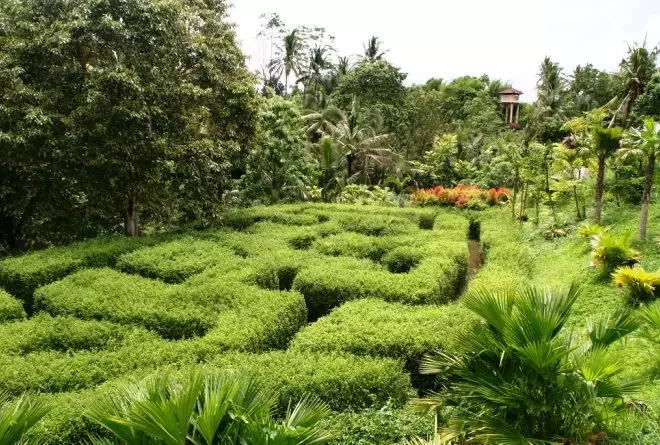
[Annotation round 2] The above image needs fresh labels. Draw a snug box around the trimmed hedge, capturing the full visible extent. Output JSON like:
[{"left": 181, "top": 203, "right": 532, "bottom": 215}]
[
  {"left": 294, "top": 245, "right": 468, "bottom": 319},
  {"left": 290, "top": 299, "right": 476, "bottom": 384},
  {"left": 0, "top": 288, "right": 26, "bottom": 322},
  {"left": 209, "top": 352, "right": 413, "bottom": 412},
  {"left": 334, "top": 213, "right": 417, "bottom": 237},
  {"left": 0, "top": 236, "right": 160, "bottom": 308},
  {"left": 35, "top": 268, "right": 217, "bottom": 339},
  {"left": 0, "top": 314, "right": 157, "bottom": 355},
  {"left": 117, "top": 238, "right": 241, "bottom": 283},
  {"left": 313, "top": 232, "right": 399, "bottom": 261}
]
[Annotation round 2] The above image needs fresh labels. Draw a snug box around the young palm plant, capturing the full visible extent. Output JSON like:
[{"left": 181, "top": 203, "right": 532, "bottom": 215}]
[
  {"left": 416, "top": 284, "right": 642, "bottom": 444},
  {"left": 87, "top": 370, "right": 333, "bottom": 445},
  {"left": 0, "top": 392, "right": 50, "bottom": 444}
]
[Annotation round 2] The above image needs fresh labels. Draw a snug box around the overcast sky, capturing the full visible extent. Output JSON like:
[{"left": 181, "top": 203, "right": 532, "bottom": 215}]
[{"left": 229, "top": 0, "right": 660, "bottom": 101}]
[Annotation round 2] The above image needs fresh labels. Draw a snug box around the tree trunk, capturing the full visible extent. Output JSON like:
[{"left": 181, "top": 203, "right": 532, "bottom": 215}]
[
  {"left": 573, "top": 184, "right": 582, "bottom": 220},
  {"left": 124, "top": 200, "right": 139, "bottom": 236},
  {"left": 346, "top": 153, "right": 355, "bottom": 180},
  {"left": 594, "top": 154, "right": 606, "bottom": 223},
  {"left": 639, "top": 152, "right": 655, "bottom": 239}
]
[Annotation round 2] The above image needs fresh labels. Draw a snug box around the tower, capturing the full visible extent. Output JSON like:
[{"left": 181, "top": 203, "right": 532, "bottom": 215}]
[{"left": 499, "top": 87, "right": 523, "bottom": 128}]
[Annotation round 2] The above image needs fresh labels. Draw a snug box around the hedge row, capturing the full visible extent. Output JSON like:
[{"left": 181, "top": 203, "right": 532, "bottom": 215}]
[
  {"left": 0, "top": 314, "right": 157, "bottom": 355},
  {"left": 0, "top": 288, "right": 25, "bottom": 322},
  {"left": 293, "top": 245, "right": 468, "bottom": 319},
  {"left": 34, "top": 268, "right": 217, "bottom": 339},
  {"left": 117, "top": 238, "right": 243, "bottom": 283},
  {"left": 0, "top": 235, "right": 162, "bottom": 308},
  {"left": 30, "top": 353, "right": 414, "bottom": 444},
  {"left": 290, "top": 299, "right": 476, "bottom": 386}
]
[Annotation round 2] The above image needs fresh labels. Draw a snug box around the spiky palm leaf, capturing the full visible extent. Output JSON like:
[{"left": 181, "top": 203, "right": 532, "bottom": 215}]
[{"left": 0, "top": 392, "right": 50, "bottom": 445}]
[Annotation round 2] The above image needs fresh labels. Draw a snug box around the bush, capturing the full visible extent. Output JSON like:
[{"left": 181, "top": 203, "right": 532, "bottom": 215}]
[
  {"left": 381, "top": 247, "right": 423, "bottom": 273},
  {"left": 613, "top": 266, "right": 660, "bottom": 305},
  {"left": 117, "top": 238, "right": 241, "bottom": 283},
  {"left": 418, "top": 212, "right": 436, "bottom": 230},
  {"left": 324, "top": 407, "right": 435, "bottom": 445},
  {"left": 294, "top": 250, "right": 467, "bottom": 319},
  {"left": 0, "top": 314, "right": 157, "bottom": 354},
  {"left": 338, "top": 185, "right": 397, "bottom": 206},
  {"left": 590, "top": 234, "right": 641, "bottom": 273},
  {"left": 35, "top": 268, "right": 217, "bottom": 339},
  {"left": 290, "top": 299, "right": 476, "bottom": 387},
  {"left": 334, "top": 213, "right": 416, "bottom": 237},
  {"left": 0, "top": 236, "right": 159, "bottom": 307},
  {"left": 411, "top": 185, "right": 510, "bottom": 209},
  {"left": 209, "top": 352, "right": 413, "bottom": 412},
  {"left": 579, "top": 223, "right": 610, "bottom": 240},
  {"left": 0, "top": 288, "right": 26, "bottom": 322},
  {"left": 314, "top": 233, "right": 399, "bottom": 261}
]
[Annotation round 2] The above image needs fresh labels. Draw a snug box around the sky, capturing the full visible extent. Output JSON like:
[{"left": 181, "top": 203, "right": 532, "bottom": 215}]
[{"left": 228, "top": 0, "right": 660, "bottom": 101}]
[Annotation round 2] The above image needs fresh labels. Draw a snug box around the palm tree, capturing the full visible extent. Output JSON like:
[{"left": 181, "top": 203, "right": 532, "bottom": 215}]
[
  {"left": 298, "top": 46, "right": 331, "bottom": 94},
  {"left": 619, "top": 39, "right": 659, "bottom": 124},
  {"left": 362, "top": 36, "right": 387, "bottom": 62},
  {"left": 88, "top": 370, "right": 333, "bottom": 445},
  {"left": 336, "top": 56, "right": 352, "bottom": 76},
  {"left": 536, "top": 56, "right": 567, "bottom": 112},
  {"left": 0, "top": 392, "right": 50, "bottom": 444},
  {"left": 620, "top": 118, "right": 660, "bottom": 238},
  {"left": 312, "top": 137, "right": 345, "bottom": 201},
  {"left": 564, "top": 107, "right": 623, "bottom": 223},
  {"left": 416, "top": 285, "right": 641, "bottom": 444},
  {"left": 270, "top": 29, "right": 304, "bottom": 96},
  {"left": 302, "top": 91, "right": 343, "bottom": 141},
  {"left": 331, "top": 98, "right": 392, "bottom": 184}
]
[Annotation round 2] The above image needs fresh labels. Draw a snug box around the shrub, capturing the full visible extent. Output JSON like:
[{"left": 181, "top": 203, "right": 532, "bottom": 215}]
[
  {"left": 417, "top": 285, "right": 641, "bottom": 443},
  {"left": 0, "top": 236, "right": 159, "bottom": 307},
  {"left": 0, "top": 289, "right": 26, "bottom": 322},
  {"left": 418, "top": 212, "right": 436, "bottom": 230},
  {"left": 35, "top": 268, "right": 217, "bottom": 339},
  {"left": 0, "top": 315, "right": 157, "bottom": 355},
  {"left": 381, "top": 247, "right": 423, "bottom": 273},
  {"left": 590, "top": 234, "right": 641, "bottom": 272},
  {"left": 117, "top": 238, "right": 241, "bottom": 283},
  {"left": 290, "top": 299, "right": 476, "bottom": 387},
  {"left": 467, "top": 218, "right": 481, "bottom": 241},
  {"left": 334, "top": 213, "right": 416, "bottom": 237},
  {"left": 210, "top": 352, "right": 413, "bottom": 412},
  {"left": 338, "top": 184, "right": 397, "bottom": 206},
  {"left": 324, "top": 407, "right": 435, "bottom": 445},
  {"left": 411, "top": 185, "right": 510, "bottom": 209},
  {"left": 314, "top": 233, "right": 399, "bottom": 261},
  {"left": 613, "top": 266, "right": 660, "bottom": 305},
  {"left": 579, "top": 223, "right": 610, "bottom": 240}
]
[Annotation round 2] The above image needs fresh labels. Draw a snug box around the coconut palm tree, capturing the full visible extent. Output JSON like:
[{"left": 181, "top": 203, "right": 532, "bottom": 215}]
[
  {"left": 536, "top": 56, "right": 567, "bottom": 112},
  {"left": 620, "top": 118, "right": 660, "bottom": 238},
  {"left": 619, "top": 39, "right": 659, "bottom": 124},
  {"left": 312, "top": 137, "right": 345, "bottom": 201},
  {"left": 0, "top": 392, "right": 50, "bottom": 444},
  {"left": 270, "top": 29, "right": 304, "bottom": 96},
  {"left": 416, "top": 285, "right": 641, "bottom": 444},
  {"left": 298, "top": 46, "right": 331, "bottom": 94},
  {"left": 88, "top": 370, "right": 333, "bottom": 445},
  {"left": 302, "top": 91, "right": 343, "bottom": 141},
  {"left": 362, "top": 36, "right": 387, "bottom": 62},
  {"left": 331, "top": 98, "right": 392, "bottom": 184},
  {"left": 564, "top": 107, "right": 623, "bottom": 223}
]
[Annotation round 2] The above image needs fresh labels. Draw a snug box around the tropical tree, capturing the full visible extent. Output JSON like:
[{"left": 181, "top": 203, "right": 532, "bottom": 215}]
[
  {"left": 618, "top": 40, "right": 659, "bottom": 124},
  {"left": 88, "top": 370, "right": 333, "bottom": 445},
  {"left": 330, "top": 99, "right": 393, "bottom": 183},
  {"left": 270, "top": 29, "right": 304, "bottom": 95},
  {"left": 302, "top": 91, "right": 343, "bottom": 141},
  {"left": 620, "top": 118, "right": 660, "bottom": 238},
  {"left": 0, "top": 392, "right": 50, "bottom": 444},
  {"left": 417, "top": 285, "right": 641, "bottom": 444},
  {"left": 311, "top": 137, "right": 345, "bottom": 201},
  {"left": 362, "top": 36, "right": 387, "bottom": 62},
  {"left": 564, "top": 107, "right": 623, "bottom": 223},
  {"left": 298, "top": 46, "right": 332, "bottom": 94}
]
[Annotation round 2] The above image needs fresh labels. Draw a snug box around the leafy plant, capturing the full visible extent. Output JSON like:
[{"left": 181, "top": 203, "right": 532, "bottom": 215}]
[
  {"left": 88, "top": 370, "right": 333, "bottom": 445},
  {"left": 416, "top": 284, "right": 642, "bottom": 444},
  {"left": 0, "top": 392, "right": 50, "bottom": 444},
  {"left": 418, "top": 212, "right": 436, "bottom": 230},
  {"left": 613, "top": 266, "right": 660, "bottom": 305},
  {"left": 579, "top": 223, "right": 610, "bottom": 240},
  {"left": 411, "top": 185, "right": 509, "bottom": 209},
  {"left": 590, "top": 234, "right": 641, "bottom": 272}
]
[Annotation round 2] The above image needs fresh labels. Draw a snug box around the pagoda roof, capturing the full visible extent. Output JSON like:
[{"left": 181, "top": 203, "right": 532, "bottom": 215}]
[{"left": 500, "top": 87, "right": 523, "bottom": 95}]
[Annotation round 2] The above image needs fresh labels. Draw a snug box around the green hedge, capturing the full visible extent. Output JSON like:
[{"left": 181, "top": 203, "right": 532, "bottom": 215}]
[
  {"left": 293, "top": 247, "right": 467, "bottom": 319},
  {"left": 313, "top": 232, "right": 400, "bottom": 261},
  {"left": 0, "top": 288, "right": 26, "bottom": 322},
  {"left": 0, "top": 236, "right": 160, "bottom": 308},
  {"left": 116, "top": 238, "right": 242, "bottom": 283},
  {"left": 0, "top": 338, "right": 197, "bottom": 395},
  {"left": 0, "top": 314, "right": 157, "bottom": 354},
  {"left": 35, "top": 268, "right": 216, "bottom": 339},
  {"left": 290, "top": 299, "right": 476, "bottom": 385},
  {"left": 209, "top": 352, "right": 413, "bottom": 412},
  {"left": 334, "top": 213, "right": 417, "bottom": 236}
]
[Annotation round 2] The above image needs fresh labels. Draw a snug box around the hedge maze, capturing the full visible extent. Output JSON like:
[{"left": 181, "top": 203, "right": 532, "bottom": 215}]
[{"left": 0, "top": 204, "right": 527, "bottom": 443}]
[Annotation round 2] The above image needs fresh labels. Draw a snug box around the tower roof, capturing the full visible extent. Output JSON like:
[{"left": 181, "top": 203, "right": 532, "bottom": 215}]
[{"left": 500, "top": 87, "right": 523, "bottom": 95}]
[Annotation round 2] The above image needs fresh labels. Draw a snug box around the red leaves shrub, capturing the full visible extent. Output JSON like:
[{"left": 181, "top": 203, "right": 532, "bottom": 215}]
[{"left": 411, "top": 185, "right": 510, "bottom": 209}]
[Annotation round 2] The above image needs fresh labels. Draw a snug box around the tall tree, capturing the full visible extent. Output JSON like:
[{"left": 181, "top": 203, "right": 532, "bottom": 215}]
[
  {"left": 569, "top": 64, "right": 618, "bottom": 112},
  {"left": 270, "top": 29, "right": 304, "bottom": 95},
  {"left": 537, "top": 56, "right": 568, "bottom": 112},
  {"left": 618, "top": 40, "right": 659, "bottom": 125},
  {"left": 362, "top": 36, "right": 388, "bottom": 62},
  {"left": 620, "top": 118, "right": 660, "bottom": 238}
]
